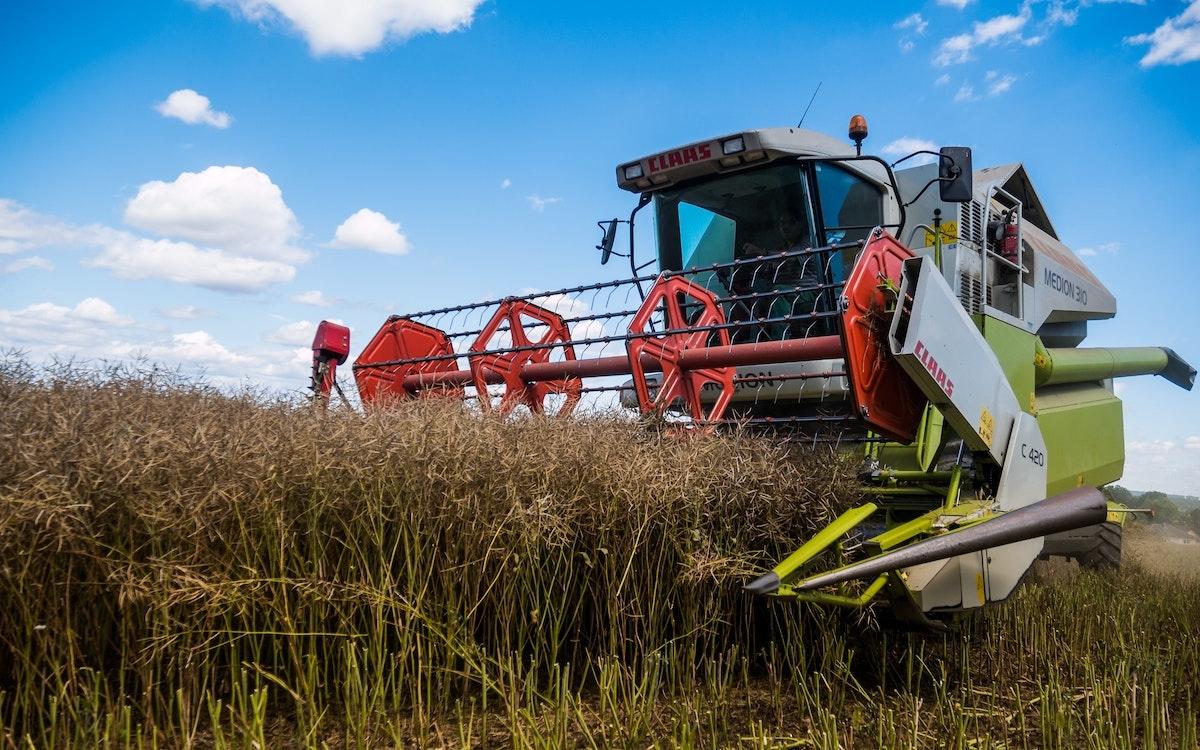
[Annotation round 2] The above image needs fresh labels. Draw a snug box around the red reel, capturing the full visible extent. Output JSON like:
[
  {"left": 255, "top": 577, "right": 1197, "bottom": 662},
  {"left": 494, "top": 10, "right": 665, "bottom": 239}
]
[
  {"left": 468, "top": 299, "right": 582, "bottom": 416},
  {"left": 354, "top": 318, "right": 463, "bottom": 405},
  {"left": 839, "top": 229, "right": 927, "bottom": 442},
  {"left": 627, "top": 276, "right": 735, "bottom": 423}
]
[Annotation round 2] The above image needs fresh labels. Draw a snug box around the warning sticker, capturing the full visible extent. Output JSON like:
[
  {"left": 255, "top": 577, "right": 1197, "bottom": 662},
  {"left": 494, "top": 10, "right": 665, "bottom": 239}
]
[{"left": 922, "top": 221, "right": 958, "bottom": 248}]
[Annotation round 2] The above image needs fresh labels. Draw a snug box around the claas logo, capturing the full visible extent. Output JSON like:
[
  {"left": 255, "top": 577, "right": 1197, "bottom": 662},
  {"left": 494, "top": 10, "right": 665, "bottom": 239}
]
[{"left": 647, "top": 144, "right": 714, "bottom": 174}]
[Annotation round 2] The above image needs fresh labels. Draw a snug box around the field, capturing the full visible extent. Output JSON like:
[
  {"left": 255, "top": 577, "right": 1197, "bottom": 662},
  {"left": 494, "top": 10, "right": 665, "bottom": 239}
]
[{"left": 1, "top": 358, "right": 1197, "bottom": 749}]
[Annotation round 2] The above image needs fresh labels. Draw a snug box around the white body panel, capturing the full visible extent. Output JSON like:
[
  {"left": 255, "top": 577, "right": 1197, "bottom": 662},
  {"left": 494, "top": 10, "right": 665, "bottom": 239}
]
[
  {"left": 888, "top": 256, "right": 1023, "bottom": 465},
  {"left": 984, "top": 412, "right": 1049, "bottom": 601}
]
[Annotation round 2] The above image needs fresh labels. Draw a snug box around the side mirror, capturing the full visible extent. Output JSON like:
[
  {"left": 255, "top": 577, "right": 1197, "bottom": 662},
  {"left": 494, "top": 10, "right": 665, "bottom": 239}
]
[
  {"left": 938, "top": 146, "right": 973, "bottom": 203},
  {"left": 596, "top": 218, "right": 619, "bottom": 265}
]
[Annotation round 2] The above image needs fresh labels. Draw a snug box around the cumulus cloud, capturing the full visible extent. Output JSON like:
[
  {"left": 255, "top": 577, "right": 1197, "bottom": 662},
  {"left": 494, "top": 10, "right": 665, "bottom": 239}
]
[
  {"left": 1123, "top": 437, "right": 1200, "bottom": 495},
  {"left": 291, "top": 289, "right": 336, "bottom": 307},
  {"left": 124, "top": 166, "right": 305, "bottom": 263},
  {"left": 330, "top": 208, "right": 411, "bottom": 255},
  {"left": 155, "top": 89, "right": 232, "bottom": 128},
  {"left": 2, "top": 256, "right": 54, "bottom": 273},
  {"left": 0, "top": 199, "right": 96, "bottom": 255},
  {"left": 2, "top": 191, "right": 304, "bottom": 293},
  {"left": 954, "top": 83, "right": 980, "bottom": 102},
  {"left": 895, "top": 13, "right": 928, "bottom": 51},
  {"left": 196, "top": 0, "right": 486, "bottom": 56},
  {"left": 1126, "top": 0, "right": 1200, "bottom": 67},
  {"left": 500, "top": 178, "right": 512, "bottom": 189},
  {"left": 527, "top": 195, "right": 562, "bottom": 212},
  {"left": 986, "top": 71, "right": 1018, "bottom": 96},
  {"left": 1077, "top": 241, "right": 1120, "bottom": 257},
  {"left": 937, "top": 0, "right": 973, "bottom": 8},
  {"left": 933, "top": 3, "right": 1035, "bottom": 65},
  {"left": 0, "top": 298, "right": 310, "bottom": 388},
  {"left": 895, "top": 13, "right": 929, "bottom": 34},
  {"left": 269, "top": 320, "right": 317, "bottom": 346},
  {"left": 881, "top": 137, "right": 939, "bottom": 166},
  {"left": 86, "top": 235, "right": 295, "bottom": 293},
  {"left": 934, "top": 73, "right": 952, "bottom": 86},
  {"left": 0, "top": 297, "right": 132, "bottom": 351}
]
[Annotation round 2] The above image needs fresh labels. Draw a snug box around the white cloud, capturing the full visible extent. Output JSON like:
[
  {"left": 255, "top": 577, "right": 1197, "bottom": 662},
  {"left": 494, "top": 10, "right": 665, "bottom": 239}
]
[
  {"left": 269, "top": 320, "right": 317, "bottom": 346},
  {"left": 1, "top": 195, "right": 302, "bottom": 294},
  {"left": 0, "top": 199, "right": 96, "bottom": 255},
  {"left": 896, "top": 13, "right": 929, "bottom": 34},
  {"left": 74, "top": 297, "right": 134, "bottom": 326},
  {"left": 1126, "top": 0, "right": 1200, "bottom": 67},
  {"left": 500, "top": 178, "right": 512, "bottom": 190},
  {"left": 291, "top": 289, "right": 336, "bottom": 307},
  {"left": 196, "top": 0, "right": 486, "bottom": 56},
  {"left": 124, "top": 166, "right": 305, "bottom": 263},
  {"left": 2, "top": 256, "right": 53, "bottom": 273},
  {"left": 1046, "top": 1, "right": 1079, "bottom": 27},
  {"left": 109, "top": 330, "right": 257, "bottom": 368},
  {"left": 330, "top": 208, "right": 411, "bottom": 255},
  {"left": 881, "top": 137, "right": 939, "bottom": 166},
  {"left": 937, "top": 0, "right": 972, "bottom": 8},
  {"left": 0, "top": 298, "right": 313, "bottom": 389},
  {"left": 527, "top": 195, "right": 562, "bottom": 212},
  {"left": 155, "top": 89, "right": 232, "bottom": 128},
  {"left": 1077, "top": 241, "right": 1120, "bottom": 257},
  {"left": 86, "top": 235, "right": 295, "bottom": 293},
  {"left": 934, "top": 73, "right": 952, "bottom": 86},
  {"left": 933, "top": 2, "right": 1034, "bottom": 65},
  {"left": 987, "top": 73, "right": 1018, "bottom": 96},
  {"left": 974, "top": 4, "right": 1033, "bottom": 43},
  {"left": 954, "top": 83, "right": 979, "bottom": 102},
  {"left": 1123, "top": 437, "right": 1200, "bottom": 495},
  {"left": 527, "top": 291, "right": 590, "bottom": 319},
  {"left": 934, "top": 33, "right": 975, "bottom": 65},
  {"left": 0, "top": 297, "right": 132, "bottom": 350},
  {"left": 158, "top": 305, "right": 216, "bottom": 320}
]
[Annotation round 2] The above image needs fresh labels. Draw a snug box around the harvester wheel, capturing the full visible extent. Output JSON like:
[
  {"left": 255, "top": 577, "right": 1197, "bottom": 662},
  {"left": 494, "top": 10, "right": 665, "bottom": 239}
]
[{"left": 1079, "top": 521, "right": 1122, "bottom": 570}]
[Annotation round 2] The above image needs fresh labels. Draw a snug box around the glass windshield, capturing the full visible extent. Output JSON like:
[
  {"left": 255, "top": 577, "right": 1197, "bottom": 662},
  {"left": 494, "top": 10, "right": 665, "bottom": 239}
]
[
  {"left": 814, "top": 162, "right": 883, "bottom": 246},
  {"left": 652, "top": 162, "right": 836, "bottom": 341}
]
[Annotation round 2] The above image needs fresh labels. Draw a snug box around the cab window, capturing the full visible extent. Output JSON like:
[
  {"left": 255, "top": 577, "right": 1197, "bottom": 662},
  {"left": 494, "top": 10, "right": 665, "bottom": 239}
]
[{"left": 814, "top": 162, "right": 883, "bottom": 245}]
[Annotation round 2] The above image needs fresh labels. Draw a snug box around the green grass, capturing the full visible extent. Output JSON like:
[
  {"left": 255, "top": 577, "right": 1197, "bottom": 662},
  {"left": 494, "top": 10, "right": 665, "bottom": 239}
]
[{"left": 0, "top": 358, "right": 1196, "bottom": 748}]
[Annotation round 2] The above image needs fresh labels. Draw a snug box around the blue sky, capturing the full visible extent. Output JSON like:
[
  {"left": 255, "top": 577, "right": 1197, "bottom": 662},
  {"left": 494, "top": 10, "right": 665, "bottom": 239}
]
[{"left": 2, "top": 0, "right": 1198, "bottom": 493}]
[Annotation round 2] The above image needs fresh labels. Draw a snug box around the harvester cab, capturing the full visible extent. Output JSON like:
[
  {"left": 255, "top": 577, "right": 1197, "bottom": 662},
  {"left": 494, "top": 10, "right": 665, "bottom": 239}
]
[{"left": 314, "top": 115, "right": 1195, "bottom": 627}]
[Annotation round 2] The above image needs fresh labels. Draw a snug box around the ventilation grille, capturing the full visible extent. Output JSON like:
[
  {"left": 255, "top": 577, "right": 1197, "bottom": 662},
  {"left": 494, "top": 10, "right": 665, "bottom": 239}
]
[
  {"left": 959, "top": 270, "right": 984, "bottom": 314},
  {"left": 958, "top": 199, "right": 986, "bottom": 247}
]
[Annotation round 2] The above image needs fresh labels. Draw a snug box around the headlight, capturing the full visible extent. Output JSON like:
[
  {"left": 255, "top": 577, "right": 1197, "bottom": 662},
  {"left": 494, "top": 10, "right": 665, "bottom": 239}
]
[{"left": 721, "top": 136, "right": 745, "bottom": 155}]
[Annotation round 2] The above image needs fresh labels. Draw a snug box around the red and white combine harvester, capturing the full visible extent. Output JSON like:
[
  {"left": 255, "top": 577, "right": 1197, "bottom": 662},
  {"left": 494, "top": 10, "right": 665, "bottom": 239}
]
[{"left": 310, "top": 117, "right": 1193, "bottom": 627}]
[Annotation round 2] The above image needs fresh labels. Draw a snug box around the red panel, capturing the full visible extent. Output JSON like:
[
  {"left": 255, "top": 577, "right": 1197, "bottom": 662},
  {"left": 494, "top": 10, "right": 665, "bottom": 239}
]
[
  {"left": 354, "top": 318, "right": 463, "bottom": 405},
  {"left": 839, "top": 230, "right": 927, "bottom": 442},
  {"left": 312, "top": 320, "right": 351, "bottom": 363},
  {"left": 468, "top": 300, "right": 582, "bottom": 416},
  {"left": 627, "top": 276, "right": 734, "bottom": 423}
]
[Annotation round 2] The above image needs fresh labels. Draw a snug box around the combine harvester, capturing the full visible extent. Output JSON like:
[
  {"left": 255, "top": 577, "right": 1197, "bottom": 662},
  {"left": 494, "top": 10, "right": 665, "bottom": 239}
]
[{"left": 311, "top": 116, "right": 1194, "bottom": 627}]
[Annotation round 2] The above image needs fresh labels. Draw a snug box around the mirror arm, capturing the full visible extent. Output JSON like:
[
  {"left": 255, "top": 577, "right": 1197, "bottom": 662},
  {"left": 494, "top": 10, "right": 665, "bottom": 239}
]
[
  {"left": 628, "top": 194, "right": 652, "bottom": 298},
  {"left": 902, "top": 176, "right": 954, "bottom": 208}
]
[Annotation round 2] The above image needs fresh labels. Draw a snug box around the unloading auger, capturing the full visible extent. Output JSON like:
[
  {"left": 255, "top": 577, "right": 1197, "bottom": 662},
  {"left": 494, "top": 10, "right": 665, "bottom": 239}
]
[{"left": 310, "top": 116, "right": 1194, "bottom": 626}]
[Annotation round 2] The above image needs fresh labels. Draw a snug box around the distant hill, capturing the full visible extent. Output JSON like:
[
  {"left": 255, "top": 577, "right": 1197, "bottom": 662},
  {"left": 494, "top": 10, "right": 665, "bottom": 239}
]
[{"left": 1129, "top": 491, "right": 1200, "bottom": 510}]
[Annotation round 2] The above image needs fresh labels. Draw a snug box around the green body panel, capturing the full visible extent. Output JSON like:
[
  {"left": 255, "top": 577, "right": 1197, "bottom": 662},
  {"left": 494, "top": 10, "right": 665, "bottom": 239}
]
[
  {"left": 1034, "top": 383, "right": 1124, "bottom": 496},
  {"left": 976, "top": 315, "right": 1038, "bottom": 414},
  {"left": 873, "top": 405, "right": 945, "bottom": 472},
  {"left": 1035, "top": 345, "right": 1170, "bottom": 387}
]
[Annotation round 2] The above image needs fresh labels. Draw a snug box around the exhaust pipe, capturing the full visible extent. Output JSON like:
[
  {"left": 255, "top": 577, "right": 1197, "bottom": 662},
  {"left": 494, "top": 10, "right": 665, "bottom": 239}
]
[{"left": 749, "top": 487, "right": 1106, "bottom": 594}]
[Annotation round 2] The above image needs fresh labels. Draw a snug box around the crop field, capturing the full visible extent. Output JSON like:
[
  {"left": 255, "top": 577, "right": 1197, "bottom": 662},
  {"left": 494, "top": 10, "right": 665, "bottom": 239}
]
[{"left": 1, "top": 358, "right": 1197, "bottom": 749}]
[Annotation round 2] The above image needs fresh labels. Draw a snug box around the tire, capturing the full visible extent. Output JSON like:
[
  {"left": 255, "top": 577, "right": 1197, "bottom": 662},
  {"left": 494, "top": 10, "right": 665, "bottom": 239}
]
[{"left": 1078, "top": 521, "right": 1122, "bottom": 570}]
